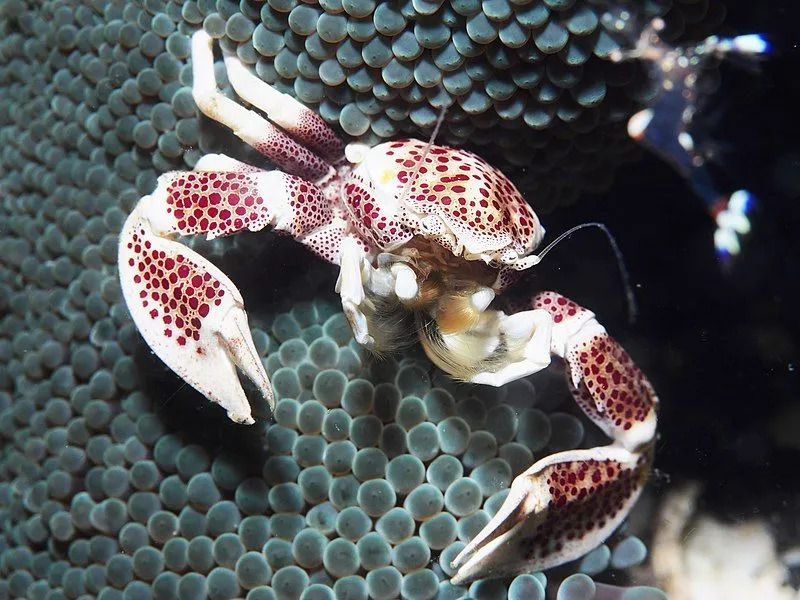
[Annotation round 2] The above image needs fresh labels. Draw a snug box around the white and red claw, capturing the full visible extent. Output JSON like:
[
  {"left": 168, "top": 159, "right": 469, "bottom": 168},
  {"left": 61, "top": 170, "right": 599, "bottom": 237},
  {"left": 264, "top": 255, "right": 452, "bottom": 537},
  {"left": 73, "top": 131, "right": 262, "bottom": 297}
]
[
  {"left": 118, "top": 159, "right": 346, "bottom": 423},
  {"left": 119, "top": 201, "right": 270, "bottom": 425},
  {"left": 450, "top": 292, "right": 658, "bottom": 584},
  {"left": 536, "top": 292, "right": 658, "bottom": 450}
]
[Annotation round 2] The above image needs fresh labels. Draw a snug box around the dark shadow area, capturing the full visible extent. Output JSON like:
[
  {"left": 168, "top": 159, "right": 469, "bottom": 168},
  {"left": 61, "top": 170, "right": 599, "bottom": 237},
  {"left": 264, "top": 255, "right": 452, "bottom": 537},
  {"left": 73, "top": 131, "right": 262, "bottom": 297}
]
[{"left": 505, "top": 1, "right": 800, "bottom": 549}]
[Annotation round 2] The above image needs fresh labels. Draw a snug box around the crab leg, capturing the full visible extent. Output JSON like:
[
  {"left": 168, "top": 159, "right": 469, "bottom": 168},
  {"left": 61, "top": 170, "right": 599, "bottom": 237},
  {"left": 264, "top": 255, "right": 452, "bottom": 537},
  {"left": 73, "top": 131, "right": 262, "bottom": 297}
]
[
  {"left": 336, "top": 235, "right": 375, "bottom": 349},
  {"left": 191, "top": 31, "right": 334, "bottom": 182},
  {"left": 118, "top": 156, "right": 341, "bottom": 424},
  {"left": 449, "top": 292, "right": 658, "bottom": 584},
  {"left": 220, "top": 42, "right": 344, "bottom": 162}
]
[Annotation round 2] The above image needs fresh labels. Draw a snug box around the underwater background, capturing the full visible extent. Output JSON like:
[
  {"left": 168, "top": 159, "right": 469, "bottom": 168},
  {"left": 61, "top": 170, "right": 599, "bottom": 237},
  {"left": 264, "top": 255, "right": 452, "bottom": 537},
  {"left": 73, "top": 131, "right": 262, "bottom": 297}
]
[{"left": 1, "top": 1, "right": 799, "bottom": 599}]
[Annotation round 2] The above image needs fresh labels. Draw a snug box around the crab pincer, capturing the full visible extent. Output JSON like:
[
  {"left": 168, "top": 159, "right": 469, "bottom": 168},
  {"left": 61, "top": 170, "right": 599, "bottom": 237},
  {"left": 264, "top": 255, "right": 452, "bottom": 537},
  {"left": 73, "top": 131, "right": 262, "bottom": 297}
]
[
  {"left": 450, "top": 292, "right": 658, "bottom": 584},
  {"left": 118, "top": 170, "right": 279, "bottom": 424}
]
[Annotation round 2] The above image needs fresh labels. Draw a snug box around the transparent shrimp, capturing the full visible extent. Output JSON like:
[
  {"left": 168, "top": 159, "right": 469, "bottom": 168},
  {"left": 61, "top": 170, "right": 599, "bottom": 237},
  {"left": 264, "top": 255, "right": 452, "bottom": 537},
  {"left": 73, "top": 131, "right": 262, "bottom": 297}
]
[{"left": 606, "top": 9, "right": 770, "bottom": 259}]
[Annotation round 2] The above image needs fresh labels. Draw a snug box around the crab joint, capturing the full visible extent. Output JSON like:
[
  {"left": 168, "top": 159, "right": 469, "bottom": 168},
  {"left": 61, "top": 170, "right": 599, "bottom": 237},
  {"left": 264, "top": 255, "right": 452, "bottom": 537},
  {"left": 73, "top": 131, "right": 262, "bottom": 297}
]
[
  {"left": 345, "top": 143, "right": 371, "bottom": 164},
  {"left": 470, "top": 287, "right": 495, "bottom": 312},
  {"left": 391, "top": 263, "right": 419, "bottom": 301}
]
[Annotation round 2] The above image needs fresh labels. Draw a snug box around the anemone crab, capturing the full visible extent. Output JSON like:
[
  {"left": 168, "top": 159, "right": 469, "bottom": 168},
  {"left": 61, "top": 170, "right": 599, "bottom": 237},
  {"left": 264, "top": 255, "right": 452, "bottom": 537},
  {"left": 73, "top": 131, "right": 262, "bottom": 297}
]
[{"left": 118, "top": 29, "right": 662, "bottom": 584}]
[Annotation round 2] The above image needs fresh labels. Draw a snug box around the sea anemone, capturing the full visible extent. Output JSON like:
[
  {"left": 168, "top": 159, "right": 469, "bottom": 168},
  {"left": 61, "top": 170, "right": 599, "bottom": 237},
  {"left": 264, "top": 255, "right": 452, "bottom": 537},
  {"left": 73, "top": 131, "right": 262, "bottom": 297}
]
[{"left": 0, "top": 1, "right": 680, "bottom": 598}]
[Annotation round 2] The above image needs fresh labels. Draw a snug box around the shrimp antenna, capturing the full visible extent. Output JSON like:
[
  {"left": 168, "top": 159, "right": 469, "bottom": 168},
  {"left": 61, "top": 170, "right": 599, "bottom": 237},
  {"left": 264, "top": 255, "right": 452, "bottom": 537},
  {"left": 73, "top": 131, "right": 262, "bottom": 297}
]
[
  {"left": 398, "top": 106, "right": 449, "bottom": 203},
  {"left": 536, "top": 222, "right": 638, "bottom": 324}
]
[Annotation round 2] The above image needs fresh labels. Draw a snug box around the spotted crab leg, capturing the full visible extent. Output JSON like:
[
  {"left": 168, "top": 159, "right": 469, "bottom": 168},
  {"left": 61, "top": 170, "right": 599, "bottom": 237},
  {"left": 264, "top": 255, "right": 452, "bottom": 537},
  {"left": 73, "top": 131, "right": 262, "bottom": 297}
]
[
  {"left": 118, "top": 154, "right": 348, "bottom": 423},
  {"left": 194, "top": 30, "right": 395, "bottom": 359},
  {"left": 191, "top": 30, "right": 336, "bottom": 183},
  {"left": 450, "top": 292, "right": 658, "bottom": 584},
  {"left": 219, "top": 41, "right": 344, "bottom": 162}
]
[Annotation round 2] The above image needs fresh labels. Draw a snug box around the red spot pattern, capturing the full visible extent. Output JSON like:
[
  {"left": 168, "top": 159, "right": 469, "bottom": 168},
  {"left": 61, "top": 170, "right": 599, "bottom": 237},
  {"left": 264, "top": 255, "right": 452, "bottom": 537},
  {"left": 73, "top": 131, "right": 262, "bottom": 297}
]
[
  {"left": 568, "top": 332, "right": 655, "bottom": 431},
  {"left": 533, "top": 291, "right": 584, "bottom": 324},
  {"left": 520, "top": 453, "right": 650, "bottom": 561},
  {"left": 349, "top": 139, "right": 540, "bottom": 258},
  {"left": 300, "top": 221, "right": 354, "bottom": 265},
  {"left": 567, "top": 380, "right": 605, "bottom": 426},
  {"left": 253, "top": 121, "right": 331, "bottom": 182},
  {"left": 163, "top": 171, "right": 333, "bottom": 245},
  {"left": 493, "top": 267, "right": 524, "bottom": 293},
  {"left": 279, "top": 172, "right": 363, "bottom": 264},
  {"left": 125, "top": 226, "right": 225, "bottom": 348},
  {"left": 395, "top": 140, "right": 538, "bottom": 251},
  {"left": 534, "top": 292, "right": 657, "bottom": 433},
  {"left": 294, "top": 108, "right": 345, "bottom": 162},
  {"left": 342, "top": 173, "right": 412, "bottom": 248},
  {"left": 282, "top": 175, "right": 335, "bottom": 239},
  {"left": 164, "top": 171, "right": 269, "bottom": 237}
]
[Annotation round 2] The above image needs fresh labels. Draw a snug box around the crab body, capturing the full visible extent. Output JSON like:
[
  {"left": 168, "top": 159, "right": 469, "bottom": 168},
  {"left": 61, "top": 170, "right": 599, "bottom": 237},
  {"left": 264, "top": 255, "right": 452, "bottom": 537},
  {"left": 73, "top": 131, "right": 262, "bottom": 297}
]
[
  {"left": 343, "top": 139, "right": 544, "bottom": 268},
  {"left": 119, "top": 30, "right": 660, "bottom": 586}
]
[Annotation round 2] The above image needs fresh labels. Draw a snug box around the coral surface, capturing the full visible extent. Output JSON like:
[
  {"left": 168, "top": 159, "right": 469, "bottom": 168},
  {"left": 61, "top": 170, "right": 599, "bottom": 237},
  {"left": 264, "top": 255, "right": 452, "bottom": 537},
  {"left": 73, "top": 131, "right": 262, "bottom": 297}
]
[
  {"left": 651, "top": 485, "right": 800, "bottom": 600},
  {"left": 1, "top": 0, "right": 688, "bottom": 210},
  {"left": 0, "top": 0, "right": 673, "bottom": 598}
]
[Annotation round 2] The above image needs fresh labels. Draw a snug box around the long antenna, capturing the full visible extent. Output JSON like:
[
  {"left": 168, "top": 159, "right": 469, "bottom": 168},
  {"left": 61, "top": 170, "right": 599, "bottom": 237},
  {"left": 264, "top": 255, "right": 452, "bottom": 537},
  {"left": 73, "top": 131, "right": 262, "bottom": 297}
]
[
  {"left": 398, "top": 107, "right": 449, "bottom": 203},
  {"left": 537, "top": 222, "right": 638, "bottom": 324}
]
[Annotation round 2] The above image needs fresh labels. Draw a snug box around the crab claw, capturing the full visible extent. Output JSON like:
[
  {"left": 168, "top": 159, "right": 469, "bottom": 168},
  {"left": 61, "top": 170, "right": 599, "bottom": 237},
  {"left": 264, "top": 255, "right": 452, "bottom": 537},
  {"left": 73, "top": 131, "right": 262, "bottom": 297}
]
[
  {"left": 119, "top": 202, "right": 273, "bottom": 424},
  {"left": 450, "top": 445, "right": 652, "bottom": 585},
  {"left": 449, "top": 291, "right": 659, "bottom": 584}
]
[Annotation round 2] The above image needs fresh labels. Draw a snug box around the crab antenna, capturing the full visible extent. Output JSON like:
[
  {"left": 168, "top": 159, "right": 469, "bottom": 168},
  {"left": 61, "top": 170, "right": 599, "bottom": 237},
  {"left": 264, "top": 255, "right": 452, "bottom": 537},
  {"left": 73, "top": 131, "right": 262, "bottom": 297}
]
[
  {"left": 536, "top": 222, "right": 638, "bottom": 324},
  {"left": 398, "top": 107, "right": 449, "bottom": 203}
]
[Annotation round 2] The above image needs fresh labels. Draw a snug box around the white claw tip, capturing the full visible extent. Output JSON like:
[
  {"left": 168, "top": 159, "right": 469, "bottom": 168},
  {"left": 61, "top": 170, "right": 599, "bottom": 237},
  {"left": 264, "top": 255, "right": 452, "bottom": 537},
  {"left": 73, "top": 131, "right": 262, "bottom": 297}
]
[
  {"left": 469, "top": 288, "right": 495, "bottom": 313},
  {"left": 228, "top": 411, "right": 255, "bottom": 425},
  {"left": 732, "top": 34, "right": 770, "bottom": 55},
  {"left": 627, "top": 109, "right": 653, "bottom": 141},
  {"left": 729, "top": 190, "right": 754, "bottom": 215}
]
